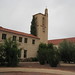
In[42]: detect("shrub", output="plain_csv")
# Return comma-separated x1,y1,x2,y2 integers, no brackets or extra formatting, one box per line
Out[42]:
37,43,47,65
0,38,21,67
31,57,38,62
37,43,60,67
47,44,60,67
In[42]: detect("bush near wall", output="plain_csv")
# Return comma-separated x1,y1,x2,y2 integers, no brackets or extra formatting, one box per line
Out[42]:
37,43,60,67
47,45,60,67
37,43,47,65
0,38,21,67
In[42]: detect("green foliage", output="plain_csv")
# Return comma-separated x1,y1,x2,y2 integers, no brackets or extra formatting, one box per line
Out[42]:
72,51,75,63
31,57,38,62
30,16,37,36
59,40,75,63
0,38,21,67
37,43,47,65
0,44,6,66
37,43,60,67
47,44,60,67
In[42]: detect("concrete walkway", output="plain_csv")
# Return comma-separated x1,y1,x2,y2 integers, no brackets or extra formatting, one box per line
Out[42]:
0,68,75,75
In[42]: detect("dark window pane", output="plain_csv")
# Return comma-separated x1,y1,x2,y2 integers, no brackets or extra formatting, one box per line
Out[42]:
18,50,21,58
24,38,28,43
2,34,6,39
24,50,27,58
13,36,16,41
32,40,35,44
19,37,22,42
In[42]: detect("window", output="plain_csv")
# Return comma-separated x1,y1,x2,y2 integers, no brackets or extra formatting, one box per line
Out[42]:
24,50,27,58
19,37,22,42
2,34,6,39
32,40,35,44
24,38,28,43
42,17,45,32
13,36,16,41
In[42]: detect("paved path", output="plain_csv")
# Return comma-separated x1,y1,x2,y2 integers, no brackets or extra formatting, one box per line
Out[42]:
0,68,75,75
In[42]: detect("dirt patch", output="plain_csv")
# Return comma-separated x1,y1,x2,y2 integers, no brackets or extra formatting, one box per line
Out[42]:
18,62,75,72
0,72,59,75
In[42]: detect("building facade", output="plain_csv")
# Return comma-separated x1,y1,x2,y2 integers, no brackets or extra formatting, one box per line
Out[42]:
0,26,40,59
0,8,48,59
0,8,75,59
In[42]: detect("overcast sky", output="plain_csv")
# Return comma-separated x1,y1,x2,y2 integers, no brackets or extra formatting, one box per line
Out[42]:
0,0,75,40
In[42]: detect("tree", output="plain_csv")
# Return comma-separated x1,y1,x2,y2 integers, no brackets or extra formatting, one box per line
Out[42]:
30,16,37,36
37,43,60,67
47,44,60,67
59,40,75,63
37,43,47,65
0,38,21,67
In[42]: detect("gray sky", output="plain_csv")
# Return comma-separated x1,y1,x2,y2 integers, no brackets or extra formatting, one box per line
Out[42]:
0,0,75,40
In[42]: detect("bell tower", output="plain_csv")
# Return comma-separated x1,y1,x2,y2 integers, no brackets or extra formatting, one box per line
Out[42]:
32,8,48,44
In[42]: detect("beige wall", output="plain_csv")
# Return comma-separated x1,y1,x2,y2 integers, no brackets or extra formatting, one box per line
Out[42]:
34,9,48,44
0,31,40,59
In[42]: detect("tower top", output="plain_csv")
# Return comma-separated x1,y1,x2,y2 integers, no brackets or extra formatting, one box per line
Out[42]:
45,8,48,15
31,9,48,44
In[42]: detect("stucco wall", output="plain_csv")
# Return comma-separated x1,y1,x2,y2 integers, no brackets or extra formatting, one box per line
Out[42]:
0,31,40,59
34,14,48,44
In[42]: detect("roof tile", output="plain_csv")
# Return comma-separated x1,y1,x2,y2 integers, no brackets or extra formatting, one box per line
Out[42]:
48,37,75,45
0,27,39,39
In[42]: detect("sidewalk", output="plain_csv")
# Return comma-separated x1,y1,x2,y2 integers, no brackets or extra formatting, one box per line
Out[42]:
0,67,75,75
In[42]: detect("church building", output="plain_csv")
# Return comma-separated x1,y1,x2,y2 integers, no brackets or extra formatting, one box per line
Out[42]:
0,8,75,59
0,8,48,59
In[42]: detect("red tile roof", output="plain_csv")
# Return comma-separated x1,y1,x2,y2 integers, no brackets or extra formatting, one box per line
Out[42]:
0,26,39,39
48,37,75,45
